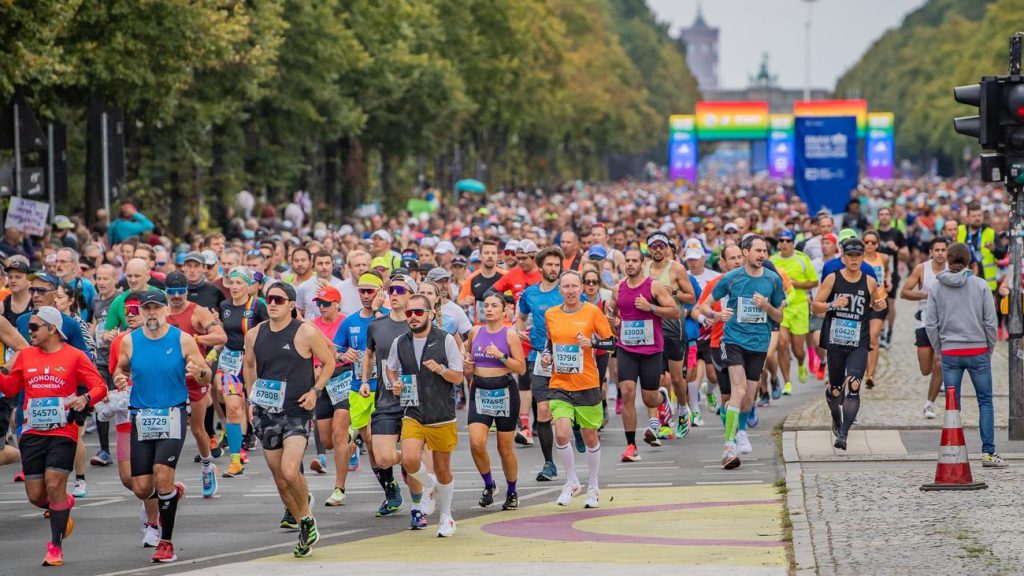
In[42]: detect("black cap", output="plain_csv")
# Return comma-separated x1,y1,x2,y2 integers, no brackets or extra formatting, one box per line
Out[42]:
842,238,865,255
165,271,188,289
139,289,168,306
267,281,297,302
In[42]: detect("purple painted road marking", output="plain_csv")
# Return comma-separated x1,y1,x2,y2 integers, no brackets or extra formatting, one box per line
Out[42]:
482,499,784,548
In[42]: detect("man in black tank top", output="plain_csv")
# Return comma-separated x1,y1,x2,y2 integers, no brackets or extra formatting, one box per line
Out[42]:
811,239,885,451
242,282,335,559
1,256,33,328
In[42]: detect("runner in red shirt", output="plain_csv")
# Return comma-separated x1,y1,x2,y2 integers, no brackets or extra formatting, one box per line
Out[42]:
0,306,107,567
490,240,542,302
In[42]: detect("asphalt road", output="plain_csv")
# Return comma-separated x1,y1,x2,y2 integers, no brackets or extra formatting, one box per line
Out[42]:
0,380,818,576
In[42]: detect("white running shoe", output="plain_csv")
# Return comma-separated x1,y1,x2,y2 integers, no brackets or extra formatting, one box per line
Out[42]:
691,411,705,427
736,430,753,454
556,483,582,506
142,523,161,548
72,478,88,498
922,402,937,419
584,487,600,509
420,474,437,516
436,513,456,538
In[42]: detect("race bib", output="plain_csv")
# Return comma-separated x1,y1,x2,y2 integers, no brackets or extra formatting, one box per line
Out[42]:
399,374,419,407
136,407,183,441
830,318,861,347
533,357,552,377
380,367,394,391
219,349,243,377
327,372,352,405
475,387,510,417
27,397,66,431
251,378,287,412
553,344,584,374
354,352,377,382
621,319,655,347
736,297,767,324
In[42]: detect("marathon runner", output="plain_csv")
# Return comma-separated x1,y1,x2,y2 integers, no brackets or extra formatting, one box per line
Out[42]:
861,230,892,389
388,293,465,535
683,238,719,431
874,206,908,348
540,271,614,508
900,237,948,419
579,267,612,426
699,235,786,469
114,290,211,563
164,271,226,498
769,229,817,395
812,238,886,449
693,244,744,424
457,240,506,324
608,248,679,462
217,267,268,477
242,282,335,557
0,306,107,567
463,292,526,510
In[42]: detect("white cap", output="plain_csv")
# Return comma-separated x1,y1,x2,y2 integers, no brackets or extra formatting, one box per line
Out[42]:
517,239,539,254
371,229,392,243
684,238,705,260
35,306,67,340
339,224,354,236
435,241,456,255
723,223,739,233
459,228,471,238
504,240,520,252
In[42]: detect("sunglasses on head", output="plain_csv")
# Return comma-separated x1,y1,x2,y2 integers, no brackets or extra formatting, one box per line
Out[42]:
166,287,188,297
266,294,291,305
358,288,378,295
405,308,428,318
315,300,333,308
388,285,409,296
29,287,55,295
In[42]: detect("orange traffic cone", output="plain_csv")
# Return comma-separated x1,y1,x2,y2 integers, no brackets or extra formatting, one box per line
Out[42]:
920,386,988,491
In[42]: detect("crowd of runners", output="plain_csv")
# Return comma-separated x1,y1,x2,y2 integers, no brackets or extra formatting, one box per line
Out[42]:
0,176,1013,566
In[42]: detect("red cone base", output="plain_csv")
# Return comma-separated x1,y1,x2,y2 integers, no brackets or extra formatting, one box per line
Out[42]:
920,386,988,491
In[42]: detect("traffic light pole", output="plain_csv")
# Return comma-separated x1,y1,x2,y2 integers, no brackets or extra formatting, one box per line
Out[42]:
1008,32,1024,440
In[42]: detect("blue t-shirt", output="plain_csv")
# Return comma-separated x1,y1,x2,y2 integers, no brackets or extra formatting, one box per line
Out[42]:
518,283,565,362
335,312,377,391
820,257,877,281
710,267,786,353
683,274,702,342
17,311,94,362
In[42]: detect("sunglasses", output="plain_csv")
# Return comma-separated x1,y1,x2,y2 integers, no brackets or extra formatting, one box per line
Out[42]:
388,285,409,295
166,287,188,297
503,250,515,256
125,304,141,316
266,295,291,305
583,280,600,286
315,300,334,308
704,226,716,231
29,287,55,295
28,322,49,332
156,261,167,267
777,239,793,244
864,240,878,245
405,308,428,318
358,288,378,295
725,230,739,234
648,242,667,250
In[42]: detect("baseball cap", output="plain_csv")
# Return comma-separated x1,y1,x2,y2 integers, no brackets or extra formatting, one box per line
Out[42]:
517,239,539,254
504,240,520,253
370,256,393,273
838,228,858,244
201,250,218,266
267,282,297,302
468,250,481,264
139,290,168,307
435,241,456,255
425,267,452,283
842,238,866,255
53,215,75,230
164,271,188,290
315,285,341,303
371,229,392,243
184,252,205,265
4,255,30,274
28,272,60,287
779,229,796,241
452,255,468,267
684,238,705,260
822,233,839,246
587,245,607,260
34,306,66,340
723,223,739,233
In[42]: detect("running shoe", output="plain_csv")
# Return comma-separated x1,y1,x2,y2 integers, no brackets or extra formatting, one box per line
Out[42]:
72,479,88,498
142,523,161,548
771,381,783,400
420,476,436,515
721,448,741,469
643,426,662,447
815,362,826,381
922,402,937,419
240,448,249,464
202,464,218,498
502,492,519,510
584,487,600,509
831,416,842,440
479,485,496,507
90,450,112,467
983,453,1009,468
514,427,534,446
14,469,24,482
281,508,299,530
747,405,759,428
691,411,704,427
736,430,753,454
409,509,427,530
299,516,319,549
833,433,848,451
355,435,366,455
782,381,793,396
573,426,586,453
658,425,675,440
865,377,875,390
556,483,582,506
310,455,327,474
757,392,770,407
536,461,557,482
348,450,360,472
42,542,63,567
676,414,690,439
437,513,457,538
798,363,809,383
706,391,717,411
151,540,177,563
325,487,347,507
621,444,641,462
657,389,673,426
375,482,403,517
63,496,75,538
223,461,244,477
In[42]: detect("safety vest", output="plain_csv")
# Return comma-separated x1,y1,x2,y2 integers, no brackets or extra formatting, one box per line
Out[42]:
957,224,997,290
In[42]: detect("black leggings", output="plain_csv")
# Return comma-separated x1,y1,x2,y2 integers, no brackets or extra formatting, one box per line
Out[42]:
825,347,867,436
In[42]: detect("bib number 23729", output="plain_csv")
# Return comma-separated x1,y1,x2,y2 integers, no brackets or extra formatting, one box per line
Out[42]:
136,407,183,441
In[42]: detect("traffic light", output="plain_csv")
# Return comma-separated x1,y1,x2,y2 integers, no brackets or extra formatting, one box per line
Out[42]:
1003,80,1024,150
953,78,1001,149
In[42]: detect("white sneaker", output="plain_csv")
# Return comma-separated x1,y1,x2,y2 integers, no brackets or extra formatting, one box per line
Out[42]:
736,431,753,454
72,478,88,498
436,513,456,537
556,482,582,506
420,474,437,516
584,487,600,509
923,402,937,419
142,523,161,548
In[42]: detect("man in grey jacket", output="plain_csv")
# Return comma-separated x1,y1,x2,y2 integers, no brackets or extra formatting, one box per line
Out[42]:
924,242,1005,467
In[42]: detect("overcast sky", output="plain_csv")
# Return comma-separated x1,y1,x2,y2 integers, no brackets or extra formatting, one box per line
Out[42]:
648,0,928,90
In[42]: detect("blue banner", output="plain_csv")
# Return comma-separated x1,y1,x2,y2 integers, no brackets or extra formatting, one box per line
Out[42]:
794,116,858,215
668,115,697,182
767,115,794,179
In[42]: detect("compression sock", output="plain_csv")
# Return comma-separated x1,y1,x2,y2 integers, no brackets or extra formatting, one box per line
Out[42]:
648,417,660,431
226,422,243,462
48,496,73,546
841,384,861,436
624,431,636,447
97,419,110,454
738,410,749,433
157,489,180,540
372,467,387,490
724,405,740,444
205,407,216,437
688,380,700,413
436,480,454,517
313,426,325,455
507,480,517,495
537,420,554,462
555,442,578,486
481,470,494,489
585,444,601,490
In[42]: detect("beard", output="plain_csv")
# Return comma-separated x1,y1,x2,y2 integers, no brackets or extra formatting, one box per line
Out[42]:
411,322,430,335
145,318,162,331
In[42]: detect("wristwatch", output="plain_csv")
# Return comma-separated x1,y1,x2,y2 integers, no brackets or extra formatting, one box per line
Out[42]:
500,353,509,363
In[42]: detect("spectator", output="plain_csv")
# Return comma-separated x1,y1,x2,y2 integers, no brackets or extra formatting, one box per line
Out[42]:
107,202,154,244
